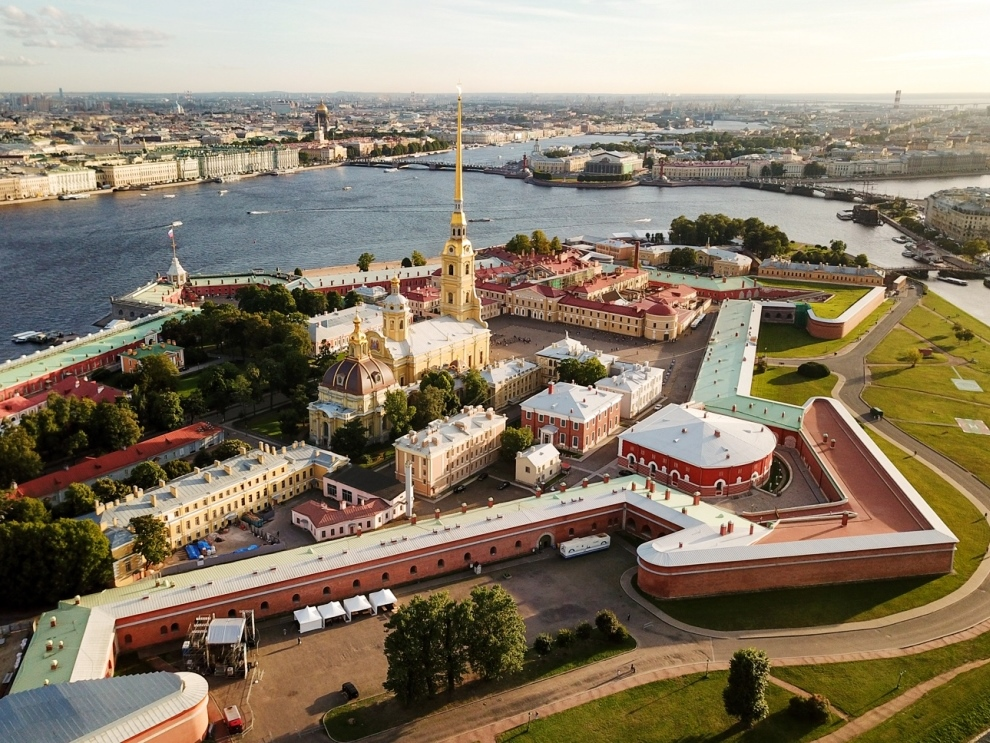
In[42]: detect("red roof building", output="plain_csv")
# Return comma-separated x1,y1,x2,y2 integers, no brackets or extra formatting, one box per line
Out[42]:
291,498,396,542
0,377,126,426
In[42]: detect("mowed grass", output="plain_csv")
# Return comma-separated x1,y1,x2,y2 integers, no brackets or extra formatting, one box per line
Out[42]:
862,386,990,484
866,327,946,364
646,432,989,631
323,635,636,741
240,408,290,442
757,279,871,319
869,364,990,407
496,672,839,743
853,660,990,743
901,304,990,367
758,300,893,358
924,291,990,340
750,368,837,406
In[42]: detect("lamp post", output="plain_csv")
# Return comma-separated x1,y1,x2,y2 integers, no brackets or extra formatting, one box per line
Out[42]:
527,711,539,731
896,670,906,689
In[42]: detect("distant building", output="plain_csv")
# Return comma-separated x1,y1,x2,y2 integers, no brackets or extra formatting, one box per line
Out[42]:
926,187,990,241
595,362,665,418
480,358,542,410
0,376,125,427
757,260,885,287
520,382,622,454
535,335,618,383
394,406,507,498
515,443,561,486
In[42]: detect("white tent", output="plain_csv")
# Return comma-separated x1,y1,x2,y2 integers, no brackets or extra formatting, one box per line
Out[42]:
293,606,322,634
368,589,398,615
342,594,372,622
317,601,345,626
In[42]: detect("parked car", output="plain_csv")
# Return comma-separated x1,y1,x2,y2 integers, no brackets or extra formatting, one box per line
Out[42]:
341,682,359,700
453,484,466,493
477,472,488,480
498,481,511,490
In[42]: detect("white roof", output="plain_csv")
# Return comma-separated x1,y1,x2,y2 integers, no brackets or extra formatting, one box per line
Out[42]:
620,404,777,468
381,315,490,360
521,382,622,423
516,443,559,467
309,304,382,333
481,358,537,386
343,595,372,614
596,363,664,395
317,601,345,619
369,588,397,609
206,618,245,645
394,406,506,457
536,335,617,367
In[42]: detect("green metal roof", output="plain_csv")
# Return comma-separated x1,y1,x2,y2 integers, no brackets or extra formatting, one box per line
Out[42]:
645,267,759,293
9,604,91,694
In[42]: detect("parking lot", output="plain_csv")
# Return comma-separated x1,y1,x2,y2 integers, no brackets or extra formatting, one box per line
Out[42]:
240,541,708,741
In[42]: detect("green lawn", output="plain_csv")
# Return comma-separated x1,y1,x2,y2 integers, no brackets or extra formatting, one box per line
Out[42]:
644,433,989,631
176,369,207,397
853,660,990,743
758,300,893,358
901,305,990,367
750,368,837,406
757,279,871,319
870,364,990,407
865,327,946,365
496,672,838,743
240,408,291,442
923,292,990,340
323,636,636,742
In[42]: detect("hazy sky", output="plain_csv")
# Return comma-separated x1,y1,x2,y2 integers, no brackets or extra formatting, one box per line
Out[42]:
2,0,988,95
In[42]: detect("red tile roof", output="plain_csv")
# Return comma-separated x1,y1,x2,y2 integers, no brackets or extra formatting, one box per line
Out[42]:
558,296,644,317
476,281,508,294
15,423,223,500
292,498,388,529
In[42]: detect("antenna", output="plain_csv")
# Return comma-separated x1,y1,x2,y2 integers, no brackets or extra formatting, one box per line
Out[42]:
894,90,901,110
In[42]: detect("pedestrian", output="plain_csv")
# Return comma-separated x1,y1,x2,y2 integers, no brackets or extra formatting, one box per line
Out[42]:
631,663,636,673
283,628,287,637
627,613,631,622
297,637,302,646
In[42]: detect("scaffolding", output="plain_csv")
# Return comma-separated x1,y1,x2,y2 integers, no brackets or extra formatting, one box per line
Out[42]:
182,615,213,673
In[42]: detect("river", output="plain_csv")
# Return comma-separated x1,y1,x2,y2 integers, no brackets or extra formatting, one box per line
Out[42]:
2,137,989,362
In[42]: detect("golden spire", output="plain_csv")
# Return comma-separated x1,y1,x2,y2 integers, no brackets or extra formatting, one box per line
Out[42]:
348,314,368,359
391,273,401,295
454,85,463,214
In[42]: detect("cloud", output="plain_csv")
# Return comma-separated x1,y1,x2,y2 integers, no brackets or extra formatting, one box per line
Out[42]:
1,4,171,51
0,53,41,65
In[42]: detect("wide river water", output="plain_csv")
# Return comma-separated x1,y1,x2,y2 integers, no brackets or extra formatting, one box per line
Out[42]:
3,135,990,363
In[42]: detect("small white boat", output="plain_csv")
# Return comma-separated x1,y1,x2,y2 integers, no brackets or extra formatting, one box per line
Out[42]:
163,194,176,199
247,210,269,215
218,190,228,195
383,168,399,173
634,218,652,223
58,193,90,200
342,186,352,191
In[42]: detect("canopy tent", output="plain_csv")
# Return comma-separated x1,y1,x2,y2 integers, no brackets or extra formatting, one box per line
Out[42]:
342,595,372,622
317,601,345,626
368,589,398,615
293,606,322,634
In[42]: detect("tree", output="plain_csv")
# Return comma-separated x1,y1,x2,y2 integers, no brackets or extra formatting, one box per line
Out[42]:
331,419,368,459
357,252,375,271
384,389,416,435
1,496,50,524
955,327,975,342
557,357,608,386
0,425,43,488
147,391,185,431
401,256,413,268
344,290,364,308
905,348,923,368
411,250,428,266
669,247,697,269
64,482,96,516
534,633,554,656
136,354,179,394
803,161,827,178
854,253,870,268
383,593,448,704
505,233,532,255
466,585,527,681
460,369,489,407
439,595,473,693
89,401,142,452
162,459,193,480
501,426,533,461
420,369,459,414
531,230,551,255
130,514,170,566
961,239,989,259
411,386,447,429
325,290,344,312
292,287,328,316
92,477,130,504
550,236,563,254
212,439,251,461
769,162,786,177
127,461,169,490
183,389,207,422
723,648,771,727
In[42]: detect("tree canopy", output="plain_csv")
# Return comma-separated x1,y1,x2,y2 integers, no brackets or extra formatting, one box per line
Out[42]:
384,389,416,436
557,357,609,386
501,426,533,461
357,252,375,271
130,515,170,566
723,647,771,727
331,419,368,460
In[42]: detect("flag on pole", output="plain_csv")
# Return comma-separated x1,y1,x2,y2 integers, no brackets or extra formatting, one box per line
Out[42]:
167,228,174,239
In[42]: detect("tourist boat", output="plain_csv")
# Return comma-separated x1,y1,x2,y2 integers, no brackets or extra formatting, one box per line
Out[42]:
163,194,176,199
836,210,854,221
937,276,968,286
383,168,399,173
58,193,90,200
342,186,352,191
468,217,492,223
218,189,228,195
11,331,44,344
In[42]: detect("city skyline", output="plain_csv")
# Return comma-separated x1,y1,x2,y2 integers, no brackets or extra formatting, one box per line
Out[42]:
2,0,989,97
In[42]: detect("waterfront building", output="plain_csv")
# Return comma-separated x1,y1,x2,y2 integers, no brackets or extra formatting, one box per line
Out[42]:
308,315,400,446
0,376,125,427
393,405,506,498
583,150,641,176
653,160,749,181
520,382,622,454
45,166,97,195
528,144,590,175
757,259,886,286
515,443,561,486
480,357,542,410
595,362,665,419
926,187,990,242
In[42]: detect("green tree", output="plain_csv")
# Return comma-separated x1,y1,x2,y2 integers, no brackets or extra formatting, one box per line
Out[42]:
854,253,870,268
439,595,473,693
344,290,364,308
531,230,551,255
769,162,786,177
130,514,171,566
420,369,459,414
905,348,923,367
64,482,96,516
183,389,207,422
549,236,563,254
557,357,608,386
466,585,527,681
325,291,344,312
501,426,533,461
89,401,142,453
92,477,130,504
383,593,446,704
331,419,368,459
136,353,179,394
147,391,185,431
460,369,489,407
1,496,50,523
127,461,169,490
411,250,428,266
669,215,697,245
401,256,413,268
292,287,328,316
0,425,43,488
198,362,241,419
962,239,989,258
803,161,827,178
212,439,252,461
357,252,376,271
411,386,447,429
505,233,532,255
162,459,193,480
669,247,697,269
723,648,771,727
384,389,416,435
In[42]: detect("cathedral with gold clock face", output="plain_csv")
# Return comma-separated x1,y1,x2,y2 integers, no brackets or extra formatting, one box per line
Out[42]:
309,91,491,447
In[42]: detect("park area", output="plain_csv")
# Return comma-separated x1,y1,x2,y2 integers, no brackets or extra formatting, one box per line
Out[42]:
758,279,871,319
758,300,893,359
749,367,837,406
862,293,990,484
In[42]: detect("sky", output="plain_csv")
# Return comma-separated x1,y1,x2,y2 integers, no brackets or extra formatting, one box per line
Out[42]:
1,0,989,96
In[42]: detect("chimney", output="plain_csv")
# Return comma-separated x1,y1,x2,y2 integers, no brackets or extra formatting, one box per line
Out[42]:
841,512,849,527
648,480,656,493
693,492,701,506
603,473,610,484
582,478,589,488
750,523,755,535
404,461,414,519
157,479,165,489
719,524,726,536
411,513,417,525
727,521,735,534
461,502,468,514
631,482,637,491
664,489,671,500
169,484,178,497
488,497,494,508
204,472,212,483
633,241,640,272
50,616,57,628
150,494,157,508
46,640,53,652
434,508,441,521
548,382,554,396
535,487,542,498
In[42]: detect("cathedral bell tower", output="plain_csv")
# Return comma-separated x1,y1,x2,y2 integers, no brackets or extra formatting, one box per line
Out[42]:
347,315,370,359
439,88,484,325
382,274,411,342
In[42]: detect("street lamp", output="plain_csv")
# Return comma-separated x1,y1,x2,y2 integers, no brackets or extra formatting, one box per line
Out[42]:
527,711,539,731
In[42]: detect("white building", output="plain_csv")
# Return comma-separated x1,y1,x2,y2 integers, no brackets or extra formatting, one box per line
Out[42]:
515,443,561,486
46,167,97,195
595,362,665,418
480,358,542,410
394,406,507,498
308,305,384,355
535,334,618,382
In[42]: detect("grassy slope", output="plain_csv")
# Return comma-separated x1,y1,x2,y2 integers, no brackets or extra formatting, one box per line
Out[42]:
757,279,870,319
750,369,837,406
758,301,892,358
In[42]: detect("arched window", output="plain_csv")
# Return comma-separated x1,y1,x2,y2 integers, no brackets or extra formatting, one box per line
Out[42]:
490,546,497,556
170,622,179,632
515,540,522,549
160,626,168,635
568,528,575,537
352,579,361,588
323,586,331,595
292,593,300,603
382,572,390,581
447,292,453,303
591,522,598,531
463,552,472,562
228,609,237,617
261,601,269,610
437,558,445,568
465,264,470,275
124,634,133,644
399,320,404,329
448,264,454,276
410,565,418,574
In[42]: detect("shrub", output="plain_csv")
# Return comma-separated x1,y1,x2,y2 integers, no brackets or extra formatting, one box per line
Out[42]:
797,361,830,379
555,628,575,649
788,694,831,724
595,609,621,639
533,633,554,656
609,625,631,643
575,621,594,640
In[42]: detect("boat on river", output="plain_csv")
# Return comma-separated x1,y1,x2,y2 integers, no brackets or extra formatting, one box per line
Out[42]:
937,276,968,286
58,193,90,201
836,210,854,221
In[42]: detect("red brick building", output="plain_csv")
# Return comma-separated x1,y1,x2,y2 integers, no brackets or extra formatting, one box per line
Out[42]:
520,382,622,453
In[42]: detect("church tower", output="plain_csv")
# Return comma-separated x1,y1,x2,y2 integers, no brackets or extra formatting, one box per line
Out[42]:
382,275,411,342
439,88,484,325
347,315,370,359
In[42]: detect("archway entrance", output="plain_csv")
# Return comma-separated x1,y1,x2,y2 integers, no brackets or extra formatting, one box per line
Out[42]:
538,533,554,550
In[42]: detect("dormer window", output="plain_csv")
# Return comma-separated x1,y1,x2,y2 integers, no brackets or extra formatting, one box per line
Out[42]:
335,375,345,386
